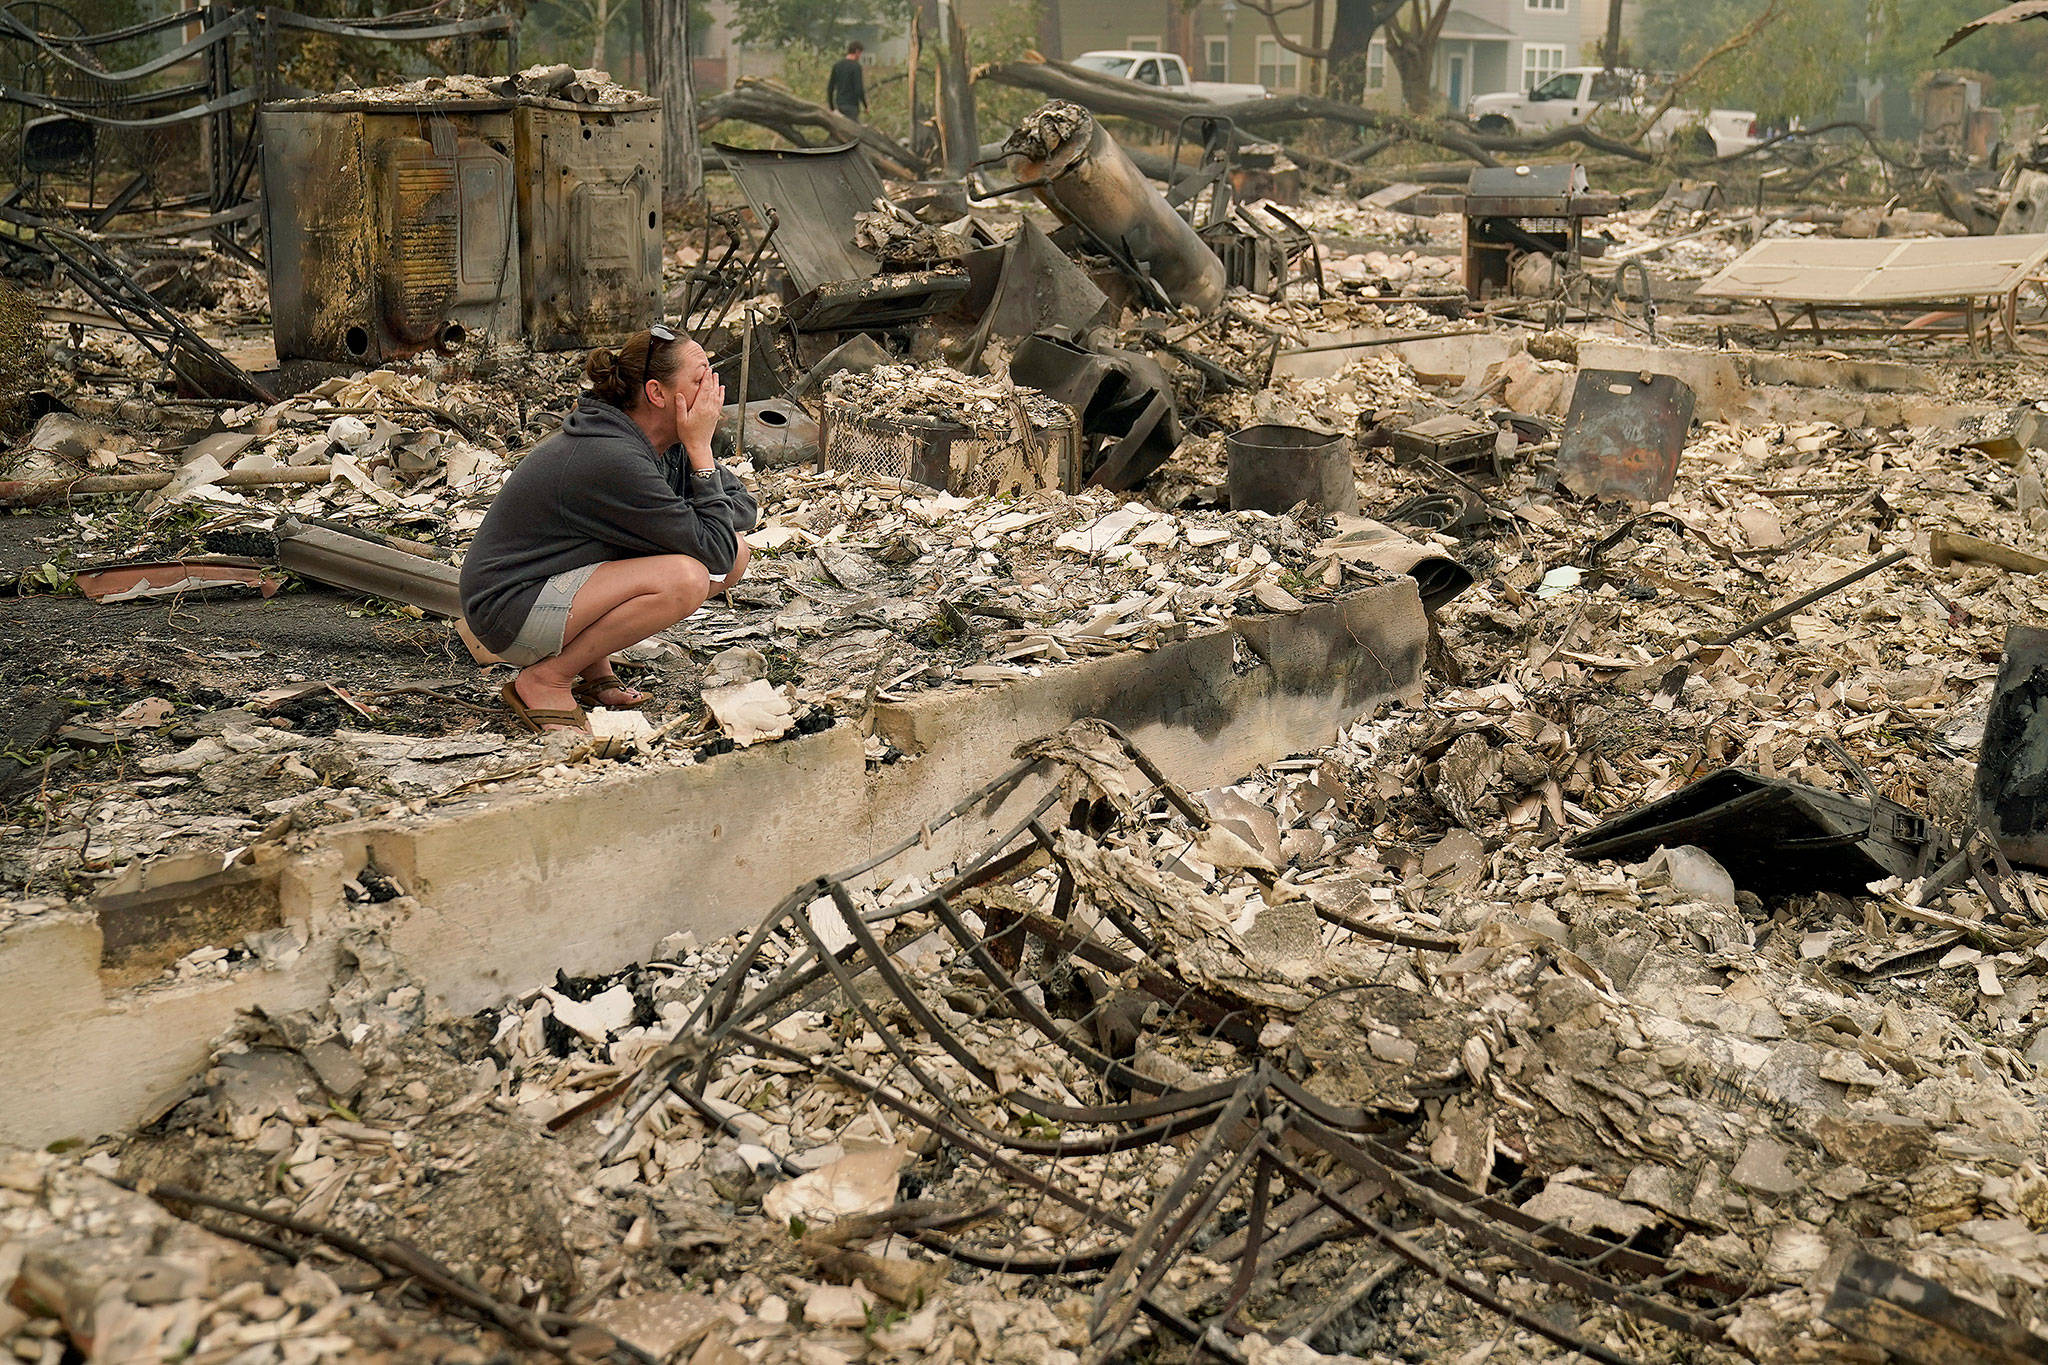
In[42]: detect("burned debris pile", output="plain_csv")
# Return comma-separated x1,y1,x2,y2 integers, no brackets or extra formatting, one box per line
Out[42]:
8,12,2048,1363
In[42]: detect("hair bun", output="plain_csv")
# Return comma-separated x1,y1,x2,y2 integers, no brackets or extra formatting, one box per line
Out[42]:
585,347,632,405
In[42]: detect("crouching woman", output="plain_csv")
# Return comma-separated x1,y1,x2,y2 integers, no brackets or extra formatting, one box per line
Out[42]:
459,326,757,732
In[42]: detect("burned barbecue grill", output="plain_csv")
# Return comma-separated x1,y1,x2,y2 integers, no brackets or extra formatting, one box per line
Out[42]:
1462,164,1617,301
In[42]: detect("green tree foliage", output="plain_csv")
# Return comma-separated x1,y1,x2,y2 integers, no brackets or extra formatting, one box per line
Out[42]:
1875,0,2048,108
725,0,913,53
1635,0,1869,123
1639,0,2048,123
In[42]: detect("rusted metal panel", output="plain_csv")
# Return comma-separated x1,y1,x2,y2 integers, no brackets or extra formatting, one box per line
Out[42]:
513,100,663,351
262,103,521,364
1558,368,1694,503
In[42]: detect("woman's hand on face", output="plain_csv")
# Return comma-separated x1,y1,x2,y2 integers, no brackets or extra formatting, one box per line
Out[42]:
680,370,725,468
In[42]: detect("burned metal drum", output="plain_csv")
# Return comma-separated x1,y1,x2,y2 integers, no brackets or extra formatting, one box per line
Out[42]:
1225,424,1359,515
1005,103,1226,315
820,397,1080,498
513,99,663,350
263,102,521,364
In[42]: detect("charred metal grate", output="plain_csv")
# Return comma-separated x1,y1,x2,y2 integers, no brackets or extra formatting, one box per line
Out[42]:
602,722,1755,1364
820,398,1075,497
392,165,458,331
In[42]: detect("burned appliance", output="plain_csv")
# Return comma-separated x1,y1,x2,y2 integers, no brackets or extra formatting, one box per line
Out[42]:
513,97,663,350
1390,413,1500,481
1461,164,1617,301
263,102,520,364
1569,767,1950,895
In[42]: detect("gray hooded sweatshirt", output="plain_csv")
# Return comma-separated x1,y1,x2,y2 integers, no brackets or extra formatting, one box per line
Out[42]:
459,397,760,653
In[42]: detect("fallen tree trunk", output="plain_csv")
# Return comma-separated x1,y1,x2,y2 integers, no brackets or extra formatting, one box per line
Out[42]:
975,58,1501,166
699,80,926,181
976,58,1670,171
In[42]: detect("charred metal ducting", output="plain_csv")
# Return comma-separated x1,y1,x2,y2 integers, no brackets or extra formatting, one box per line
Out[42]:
1318,517,1475,613
1569,767,1951,894
1003,102,1227,316
263,103,521,364
513,98,663,350
1009,331,1180,492
273,517,462,619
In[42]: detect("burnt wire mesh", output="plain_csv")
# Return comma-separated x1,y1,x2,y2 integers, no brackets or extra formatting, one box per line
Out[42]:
605,722,1758,1363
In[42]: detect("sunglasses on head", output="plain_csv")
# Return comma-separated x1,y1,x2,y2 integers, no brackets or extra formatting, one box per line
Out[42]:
638,323,677,397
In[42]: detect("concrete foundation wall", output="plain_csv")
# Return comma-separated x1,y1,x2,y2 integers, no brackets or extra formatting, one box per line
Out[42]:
0,580,1427,1148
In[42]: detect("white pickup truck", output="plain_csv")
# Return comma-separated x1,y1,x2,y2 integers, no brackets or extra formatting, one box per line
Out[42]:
1467,67,1761,157
1073,50,1268,104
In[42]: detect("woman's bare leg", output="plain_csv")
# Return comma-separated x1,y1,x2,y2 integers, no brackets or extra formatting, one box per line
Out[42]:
513,555,711,720
577,540,751,704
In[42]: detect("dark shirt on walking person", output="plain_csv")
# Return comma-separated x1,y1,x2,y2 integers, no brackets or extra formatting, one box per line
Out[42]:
827,44,866,122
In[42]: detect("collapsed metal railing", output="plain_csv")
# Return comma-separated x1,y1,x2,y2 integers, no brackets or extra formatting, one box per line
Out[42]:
601,721,1753,1363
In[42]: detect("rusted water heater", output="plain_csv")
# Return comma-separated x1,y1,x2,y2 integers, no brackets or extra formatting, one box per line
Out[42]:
262,100,521,364
513,97,663,350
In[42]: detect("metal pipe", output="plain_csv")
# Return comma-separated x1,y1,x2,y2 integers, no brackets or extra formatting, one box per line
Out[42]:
1004,102,1226,315
734,307,753,467
1710,549,1911,645
274,516,464,618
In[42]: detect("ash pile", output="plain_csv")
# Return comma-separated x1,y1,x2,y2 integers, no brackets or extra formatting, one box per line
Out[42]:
11,14,2048,1365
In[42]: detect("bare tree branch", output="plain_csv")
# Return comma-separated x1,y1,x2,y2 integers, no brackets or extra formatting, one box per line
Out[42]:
1239,0,1333,60
1628,0,1784,144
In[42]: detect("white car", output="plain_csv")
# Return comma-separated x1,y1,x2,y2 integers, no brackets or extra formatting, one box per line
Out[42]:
1072,50,1268,104
1468,67,1761,158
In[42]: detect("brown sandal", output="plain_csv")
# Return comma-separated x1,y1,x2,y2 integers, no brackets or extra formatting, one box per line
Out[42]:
500,680,588,734
572,676,650,710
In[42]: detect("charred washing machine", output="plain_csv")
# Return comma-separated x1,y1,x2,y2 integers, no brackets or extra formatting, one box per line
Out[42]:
513,96,663,350
263,98,521,364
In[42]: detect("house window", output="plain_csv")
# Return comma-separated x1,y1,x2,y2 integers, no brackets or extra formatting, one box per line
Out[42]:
1365,39,1386,90
1257,37,1300,92
1525,0,1566,9
1205,36,1229,81
1521,43,1565,89
1127,35,1160,50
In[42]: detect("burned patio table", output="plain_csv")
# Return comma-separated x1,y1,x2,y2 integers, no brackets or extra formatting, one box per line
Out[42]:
1693,232,2048,351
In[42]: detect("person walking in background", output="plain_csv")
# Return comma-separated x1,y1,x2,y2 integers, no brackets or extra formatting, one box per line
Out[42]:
827,41,866,123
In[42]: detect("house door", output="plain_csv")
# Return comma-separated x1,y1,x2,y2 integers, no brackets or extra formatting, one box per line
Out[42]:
1447,53,1465,110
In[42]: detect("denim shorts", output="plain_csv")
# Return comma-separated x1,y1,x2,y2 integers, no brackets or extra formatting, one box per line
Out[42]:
496,563,600,666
